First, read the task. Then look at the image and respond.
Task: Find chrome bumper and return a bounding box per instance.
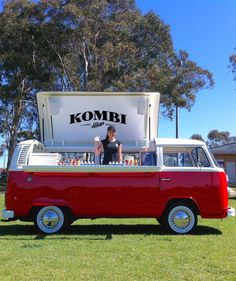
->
[227,207,235,217]
[1,210,14,220]
[228,187,236,198]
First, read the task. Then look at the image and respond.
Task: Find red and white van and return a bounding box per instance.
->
[1,92,235,234]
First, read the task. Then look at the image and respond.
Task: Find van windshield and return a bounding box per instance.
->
[208,150,220,167]
[191,147,211,167]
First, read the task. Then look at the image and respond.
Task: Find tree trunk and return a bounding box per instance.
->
[6,99,24,170]
[83,38,88,91]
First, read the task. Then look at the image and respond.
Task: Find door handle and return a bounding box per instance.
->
[160,178,171,182]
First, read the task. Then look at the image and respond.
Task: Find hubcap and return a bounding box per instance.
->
[36,206,64,234]
[168,205,195,234]
[41,209,60,229]
[172,210,191,229]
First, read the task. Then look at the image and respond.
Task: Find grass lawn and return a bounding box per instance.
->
[0,193,236,281]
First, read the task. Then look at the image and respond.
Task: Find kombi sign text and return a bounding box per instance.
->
[70,110,127,125]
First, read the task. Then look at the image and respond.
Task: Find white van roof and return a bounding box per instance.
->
[155,138,205,147]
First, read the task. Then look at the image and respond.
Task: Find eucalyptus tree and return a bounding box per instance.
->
[0,0,57,168]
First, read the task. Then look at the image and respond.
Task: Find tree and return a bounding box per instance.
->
[0,0,214,169]
[0,0,59,169]
[190,134,204,142]
[35,0,214,114]
[160,50,214,118]
[207,129,230,146]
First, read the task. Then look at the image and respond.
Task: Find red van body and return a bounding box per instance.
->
[5,168,229,220]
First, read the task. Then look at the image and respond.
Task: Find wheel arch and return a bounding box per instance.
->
[27,203,75,222]
[163,197,200,216]
[158,197,200,234]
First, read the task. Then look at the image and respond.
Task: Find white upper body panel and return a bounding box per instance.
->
[36,92,160,147]
[9,138,222,172]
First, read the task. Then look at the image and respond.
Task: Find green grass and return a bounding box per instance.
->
[0,193,236,281]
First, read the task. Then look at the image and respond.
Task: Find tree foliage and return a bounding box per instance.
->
[0,0,214,168]
[191,130,236,147]
[207,129,230,146]
[190,134,204,142]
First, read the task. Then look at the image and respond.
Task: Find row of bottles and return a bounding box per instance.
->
[124,159,139,166]
[58,158,139,166]
[57,152,139,166]
[58,158,95,166]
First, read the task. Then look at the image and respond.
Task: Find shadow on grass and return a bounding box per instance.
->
[0,223,222,240]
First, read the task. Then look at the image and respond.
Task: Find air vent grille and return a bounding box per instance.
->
[17,145,30,165]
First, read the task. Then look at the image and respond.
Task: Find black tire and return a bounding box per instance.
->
[162,204,198,234]
[34,206,69,234]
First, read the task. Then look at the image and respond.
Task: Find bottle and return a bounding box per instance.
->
[65,158,70,166]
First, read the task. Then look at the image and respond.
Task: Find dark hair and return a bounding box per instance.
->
[107,126,116,132]
[105,126,116,140]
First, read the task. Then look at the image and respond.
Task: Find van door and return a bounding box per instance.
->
[89,169,160,217]
[159,147,213,214]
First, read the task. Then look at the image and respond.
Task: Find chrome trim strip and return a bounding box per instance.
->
[22,165,162,173]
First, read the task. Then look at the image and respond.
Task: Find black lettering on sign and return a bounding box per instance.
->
[70,113,81,124]
[69,110,127,125]
[91,122,105,128]
[109,112,120,123]
[94,111,108,121]
[82,111,93,121]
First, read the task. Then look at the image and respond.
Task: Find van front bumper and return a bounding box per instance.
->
[227,207,235,217]
[228,187,236,198]
[1,210,14,221]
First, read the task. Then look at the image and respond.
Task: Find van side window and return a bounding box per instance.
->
[163,152,193,167]
[59,152,95,165]
[191,147,210,167]
[141,152,157,166]
[122,152,140,165]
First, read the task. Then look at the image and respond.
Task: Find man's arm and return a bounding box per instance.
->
[95,141,103,155]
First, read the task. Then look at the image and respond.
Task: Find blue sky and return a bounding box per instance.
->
[136,0,236,139]
[0,0,236,167]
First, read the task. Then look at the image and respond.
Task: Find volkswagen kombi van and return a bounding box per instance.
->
[1,92,235,234]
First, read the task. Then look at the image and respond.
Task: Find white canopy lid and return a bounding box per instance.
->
[36,92,160,147]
